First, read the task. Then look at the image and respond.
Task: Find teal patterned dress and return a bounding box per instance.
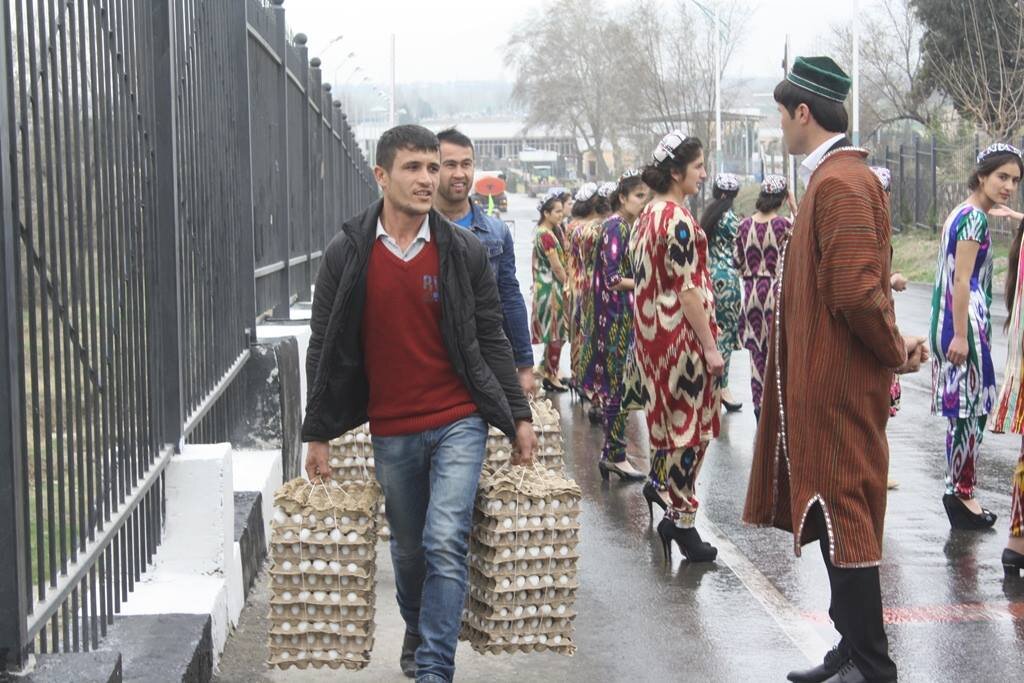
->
[709,209,743,389]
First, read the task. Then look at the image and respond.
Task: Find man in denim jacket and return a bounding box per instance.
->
[433,128,535,396]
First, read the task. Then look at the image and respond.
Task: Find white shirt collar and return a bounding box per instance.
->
[376,214,431,244]
[799,134,846,186]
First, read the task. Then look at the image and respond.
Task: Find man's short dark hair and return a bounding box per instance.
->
[437,127,474,152]
[773,79,849,135]
[376,125,440,171]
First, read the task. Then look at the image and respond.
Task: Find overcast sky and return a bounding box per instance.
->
[283,0,861,90]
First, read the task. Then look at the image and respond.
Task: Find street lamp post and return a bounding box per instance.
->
[691,0,723,173]
[852,0,861,146]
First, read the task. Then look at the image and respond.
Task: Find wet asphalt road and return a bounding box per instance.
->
[216,194,1024,682]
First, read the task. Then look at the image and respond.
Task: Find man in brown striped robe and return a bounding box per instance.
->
[743,57,925,683]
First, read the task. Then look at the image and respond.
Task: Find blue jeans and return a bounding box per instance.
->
[372,414,488,683]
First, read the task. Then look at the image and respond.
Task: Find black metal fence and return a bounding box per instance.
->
[869,132,1022,235]
[0,0,377,668]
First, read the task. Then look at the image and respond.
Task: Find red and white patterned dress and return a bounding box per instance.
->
[630,199,721,449]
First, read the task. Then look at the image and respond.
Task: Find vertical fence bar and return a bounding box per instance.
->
[0,0,29,666]
[233,0,257,342]
[150,0,184,450]
[931,136,938,232]
[271,0,290,317]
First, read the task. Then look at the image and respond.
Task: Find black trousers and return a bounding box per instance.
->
[808,504,898,682]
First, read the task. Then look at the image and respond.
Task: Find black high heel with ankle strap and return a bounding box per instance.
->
[642,482,668,522]
[657,518,717,563]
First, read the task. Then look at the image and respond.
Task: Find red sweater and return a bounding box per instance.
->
[361,238,478,436]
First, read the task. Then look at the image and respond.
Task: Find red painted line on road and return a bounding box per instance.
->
[802,601,1024,625]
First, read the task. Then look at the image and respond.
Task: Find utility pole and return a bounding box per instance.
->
[852,0,860,146]
[388,34,396,127]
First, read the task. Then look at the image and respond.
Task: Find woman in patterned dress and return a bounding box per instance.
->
[632,132,722,562]
[566,183,600,398]
[991,197,1024,579]
[576,183,615,422]
[930,143,1024,529]
[735,175,792,420]
[531,194,569,392]
[587,171,649,481]
[700,173,744,411]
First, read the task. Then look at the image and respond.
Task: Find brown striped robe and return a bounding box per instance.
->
[742,148,906,568]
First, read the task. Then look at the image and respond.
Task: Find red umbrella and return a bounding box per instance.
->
[475,176,506,196]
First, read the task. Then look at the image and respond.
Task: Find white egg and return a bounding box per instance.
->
[281,621,291,631]
[312,559,327,571]
[291,513,303,524]
[346,592,358,602]
[330,592,341,603]
[329,529,342,542]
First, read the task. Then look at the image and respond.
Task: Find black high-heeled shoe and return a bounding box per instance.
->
[1003,548,1024,578]
[943,493,997,530]
[598,460,646,483]
[542,378,569,393]
[656,518,717,563]
[721,399,743,413]
[642,482,668,522]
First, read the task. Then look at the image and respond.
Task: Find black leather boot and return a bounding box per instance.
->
[400,630,421,678]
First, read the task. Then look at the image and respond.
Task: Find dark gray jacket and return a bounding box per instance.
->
[301,199,531,442]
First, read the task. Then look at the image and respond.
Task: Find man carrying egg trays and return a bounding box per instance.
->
[267,478,381,670]
[461,464,582,655]
[484,399,565,473]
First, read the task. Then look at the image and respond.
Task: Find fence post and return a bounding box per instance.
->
[149,0,185,449]
[897,144,906,230]
[231,0,257,341]
[292,34,312,302]
[0,0,30,666]
[913,135,921,227]
[271,0,290,318]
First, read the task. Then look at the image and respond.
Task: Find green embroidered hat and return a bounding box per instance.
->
[786,56,851,103]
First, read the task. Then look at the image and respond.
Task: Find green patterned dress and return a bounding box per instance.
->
[708,209,743,389]
[531,224,567,344]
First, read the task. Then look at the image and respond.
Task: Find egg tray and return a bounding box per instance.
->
[269,617,373,638]
[267,654,370,671]
[269,585,375,609]
[464,595,577,621]
[468,566,578,595]
[266,557,374,577]
[462,612,575,637]
[467,583,578,609]
[469,553,578,579]
[470,525,580,549]
[270,601,371,624]
[459,623,575,656]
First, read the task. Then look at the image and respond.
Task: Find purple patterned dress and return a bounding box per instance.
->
[735,215,792,415]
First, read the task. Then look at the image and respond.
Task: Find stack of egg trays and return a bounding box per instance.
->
[266,477,381,670]
[484,399,565,474]
[461,463,581,655]
[329,424,390,541]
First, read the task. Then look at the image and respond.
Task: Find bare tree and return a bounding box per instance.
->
[913,0,1024,139]
[506,0,623,178]
[619,0,748,165]
[829,0,943,138]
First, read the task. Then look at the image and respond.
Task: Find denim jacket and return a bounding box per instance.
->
[459,202,534,368]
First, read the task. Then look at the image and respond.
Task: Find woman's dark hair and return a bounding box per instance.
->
[698,187,738,240]
[773,80,848,135]
[755,190,786,214]
[592,195,611,216]
[572,196,596,218]
[641,137,704,194]
[537,197,562,223]
[969,151,1024,191]
[610,175,645,212]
